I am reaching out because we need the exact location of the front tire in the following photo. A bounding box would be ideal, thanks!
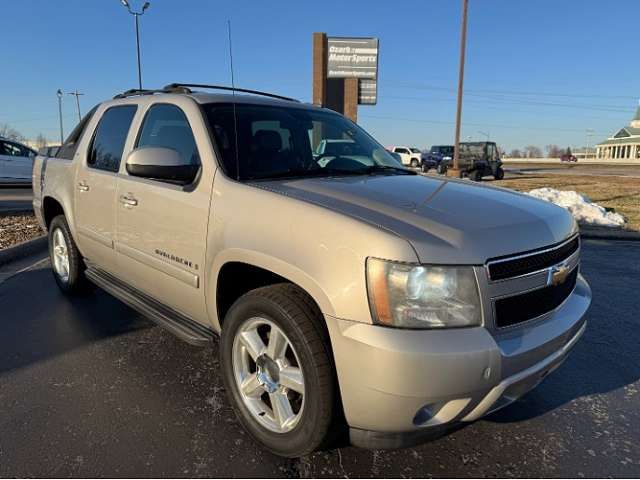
[410,158,419,168]
[472,169,483,181]
[494,167,505,180]
[220,284,336,457]
[48,215,90,295]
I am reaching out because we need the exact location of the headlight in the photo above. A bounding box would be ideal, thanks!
[366,258,482,329]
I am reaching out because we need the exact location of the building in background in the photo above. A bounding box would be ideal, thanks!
[596,104,640,161]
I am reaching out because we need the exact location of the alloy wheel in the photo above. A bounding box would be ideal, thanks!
[52,228,70,283]
[231,317,305,433]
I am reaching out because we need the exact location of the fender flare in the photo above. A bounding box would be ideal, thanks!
[208,248,336,328]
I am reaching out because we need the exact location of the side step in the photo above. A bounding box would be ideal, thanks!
[85,266,215,346]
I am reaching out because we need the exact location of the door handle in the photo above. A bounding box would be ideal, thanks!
[77,181,89,192]
[119,194,138,207]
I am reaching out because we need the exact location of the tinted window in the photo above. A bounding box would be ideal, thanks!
[88,105,137,172]
[203,103,402,180]
[395,148,409,154]
[57,105,98,160]
[136,104,200,166]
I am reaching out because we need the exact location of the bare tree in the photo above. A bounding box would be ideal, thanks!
[508,149,522,158]
[545,144,563,158]
[524,145,543,158]
[35,134,49,149]
[0,124,26,143]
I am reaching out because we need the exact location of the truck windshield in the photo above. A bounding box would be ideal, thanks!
[203,103,410,180]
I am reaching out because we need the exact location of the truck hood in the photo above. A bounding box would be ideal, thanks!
[255,175,577,264]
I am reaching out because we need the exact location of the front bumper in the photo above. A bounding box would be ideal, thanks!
[325,274,591,449]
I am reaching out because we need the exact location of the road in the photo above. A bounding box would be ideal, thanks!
[0,186,33,214]
[503,163,640,178]
[0,240,638,477]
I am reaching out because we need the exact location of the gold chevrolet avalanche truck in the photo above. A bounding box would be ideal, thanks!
[32,84,591,457]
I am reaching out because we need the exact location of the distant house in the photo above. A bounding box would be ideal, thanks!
[596,104,640,161]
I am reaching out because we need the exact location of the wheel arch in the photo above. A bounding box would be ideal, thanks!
[209,249,335,332]
[42,196,66,229]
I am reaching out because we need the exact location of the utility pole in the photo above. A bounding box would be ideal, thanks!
[68,90,84,123]
[56,89,64,144]
[448,0,469,178]
[120,1,151,90]
[585,128,594,160]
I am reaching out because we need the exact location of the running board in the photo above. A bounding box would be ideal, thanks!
[85,266,215,346]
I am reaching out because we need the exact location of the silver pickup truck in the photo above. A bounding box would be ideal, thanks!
[32,84,591,457]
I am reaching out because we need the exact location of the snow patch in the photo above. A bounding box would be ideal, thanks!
[527,188,626,227]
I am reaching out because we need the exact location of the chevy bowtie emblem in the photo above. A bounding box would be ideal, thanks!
[549,264,570,286]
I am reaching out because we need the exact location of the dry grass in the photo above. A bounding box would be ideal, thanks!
[496,174,640,231]
[0,214,44,249]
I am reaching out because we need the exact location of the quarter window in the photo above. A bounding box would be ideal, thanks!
[88,105,137,172]
[136,104,200,166]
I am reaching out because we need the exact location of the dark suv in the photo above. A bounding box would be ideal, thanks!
[423,145,454,174]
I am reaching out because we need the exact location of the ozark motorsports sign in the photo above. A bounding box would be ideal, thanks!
[327,37,379,105]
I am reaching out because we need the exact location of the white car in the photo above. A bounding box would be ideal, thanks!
[389,146,422,167]
[0,138,37,184]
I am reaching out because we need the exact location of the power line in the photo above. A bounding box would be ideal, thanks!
[360,114,610,135]
[380,94,634,113]
[386,82,639,100]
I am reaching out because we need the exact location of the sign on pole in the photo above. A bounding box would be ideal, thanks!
[327,37,379,105]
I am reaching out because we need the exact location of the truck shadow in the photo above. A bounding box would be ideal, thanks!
[0,267,149,374]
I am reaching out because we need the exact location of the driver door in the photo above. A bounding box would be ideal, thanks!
[114,102,213,324]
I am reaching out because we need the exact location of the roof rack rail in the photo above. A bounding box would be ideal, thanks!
[163,83,300,102]
[113,85,192,99]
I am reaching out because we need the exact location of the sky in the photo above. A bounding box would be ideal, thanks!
[1,0,639,152]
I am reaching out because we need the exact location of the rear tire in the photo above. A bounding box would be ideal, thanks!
[220,284,336,457]
[437,163,447,175]
[48,215,91,295]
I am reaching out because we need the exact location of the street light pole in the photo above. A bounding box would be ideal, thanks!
[56,89,64,144]
[120,1,151,90]
[449,0,469,178]
[68,90,84,123]
[478,130,490,140]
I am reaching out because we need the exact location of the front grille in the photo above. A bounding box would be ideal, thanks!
[488,236,579,281]
[494,267,578,328]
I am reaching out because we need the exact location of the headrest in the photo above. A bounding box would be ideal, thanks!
[253,130,282,152]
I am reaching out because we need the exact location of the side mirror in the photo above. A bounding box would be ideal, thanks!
[126,147,199,185]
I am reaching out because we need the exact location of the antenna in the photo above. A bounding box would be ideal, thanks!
[227,19,240,181]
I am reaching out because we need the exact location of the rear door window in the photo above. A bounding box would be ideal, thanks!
[88,105,137,172]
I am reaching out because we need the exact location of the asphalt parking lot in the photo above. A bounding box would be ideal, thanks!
[0,239,639,478]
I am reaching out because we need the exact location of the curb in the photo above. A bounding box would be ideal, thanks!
[0,208,34,217]
[0,235,48,267]
[580,227,640,241]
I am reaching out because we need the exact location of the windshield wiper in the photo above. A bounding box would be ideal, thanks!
[363,165,417,175]
[247,167,365,180]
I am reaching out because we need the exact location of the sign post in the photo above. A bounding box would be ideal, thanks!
[312,33,379,123]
